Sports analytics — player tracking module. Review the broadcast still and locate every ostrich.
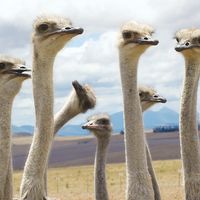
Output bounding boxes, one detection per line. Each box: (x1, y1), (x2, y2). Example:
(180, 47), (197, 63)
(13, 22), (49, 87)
(43, 80), (96, 193)
(54, 80), (96, 134)
(118, 21), (159, 200)
(20, 15), (83, 200)
(175, 28), (200, 199)
(0, 55), (30, 200)
(139, 86), (166, 200)
(80, 87), (165, 200)
(82, 113), (112, 200)
(139, 85), (166, 111)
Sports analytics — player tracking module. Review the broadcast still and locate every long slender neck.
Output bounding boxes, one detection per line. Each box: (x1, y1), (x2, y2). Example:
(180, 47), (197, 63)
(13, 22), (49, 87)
(142, 104), (161, 200)
(54, 91), (81, 134)
(119, 50), (154, 200)
(0, 97), (13, 200)
(20, 49), (55, 198)
(94, 136), (110, 200)
(120, 52), (147, 171)
(4, 159), (13, 200)
(43, 91), (82, 195)
(180, 56), (200, 199)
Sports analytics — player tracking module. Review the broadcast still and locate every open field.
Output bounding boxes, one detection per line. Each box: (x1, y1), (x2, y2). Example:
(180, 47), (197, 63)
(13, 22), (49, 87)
(12, 132), (181, 169)
(13, 160), (184, 200)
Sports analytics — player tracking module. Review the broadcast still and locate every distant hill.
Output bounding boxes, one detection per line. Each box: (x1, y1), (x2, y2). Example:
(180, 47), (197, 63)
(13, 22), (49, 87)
(110, 107), (179, 131)
(12, 124), (89, 136)
(12, 125), (34, 133)
(13, 107), (179, 136)
(143, 107), (179, 129)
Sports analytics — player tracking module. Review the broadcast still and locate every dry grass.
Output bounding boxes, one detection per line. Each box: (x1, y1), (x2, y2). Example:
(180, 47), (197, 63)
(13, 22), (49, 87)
(13, 159), (183, 200)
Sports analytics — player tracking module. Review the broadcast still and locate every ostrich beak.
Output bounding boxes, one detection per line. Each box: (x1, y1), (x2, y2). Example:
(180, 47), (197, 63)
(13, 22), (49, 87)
(6, 64), (31, 78)
(72, 80), (84, 94)
(150, 95), (167, 103)
(82, 120), (98, 130)
(72, 80), (96, 112)
(49, 27), (84, 36)
(137, 36), (159, 45)
(175, 42), (199, 52)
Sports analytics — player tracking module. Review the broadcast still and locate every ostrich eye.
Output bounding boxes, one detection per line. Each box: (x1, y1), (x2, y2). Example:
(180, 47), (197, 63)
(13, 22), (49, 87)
(0, 63), (6, 69)
(38, 23), (49, 32)
(123, 31), (132, 39)
(139, 92), (142, 96)
(98, 119), (109, 125)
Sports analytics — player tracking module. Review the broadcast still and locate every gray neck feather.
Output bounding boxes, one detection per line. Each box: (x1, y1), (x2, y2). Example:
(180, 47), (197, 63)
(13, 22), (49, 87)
(0, 98), (13, 200)
(54, 91), (80, 134)
(119, 52), (154, 200)
(180, 58), (200, 199)
(95, 137), (110, 200)
(20, 49), (55, 199)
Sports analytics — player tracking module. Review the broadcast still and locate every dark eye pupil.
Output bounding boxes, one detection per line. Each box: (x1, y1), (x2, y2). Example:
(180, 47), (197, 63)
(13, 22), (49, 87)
(38, 24), (49, 32)
(0, 63), (6, 69)
(123, 32), (132, 39)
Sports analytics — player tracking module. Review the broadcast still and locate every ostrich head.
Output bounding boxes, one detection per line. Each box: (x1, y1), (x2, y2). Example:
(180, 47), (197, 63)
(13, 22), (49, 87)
(82, 113), (112, 138)
(72, 80), (96, 112)
(118, 21), (159, 55)
(175, 28), (200, 57)
(139, 86), (167, 111)
(32, 15), (84, 55)
(0, 55), (30, 98)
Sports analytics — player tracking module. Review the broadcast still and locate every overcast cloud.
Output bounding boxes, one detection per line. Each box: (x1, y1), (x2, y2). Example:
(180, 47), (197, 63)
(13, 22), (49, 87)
(1, 0), (200, 125)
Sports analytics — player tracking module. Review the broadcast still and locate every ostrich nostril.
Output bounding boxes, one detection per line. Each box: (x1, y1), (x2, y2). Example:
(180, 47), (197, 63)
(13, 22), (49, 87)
(65, 27), (71, 30)
(185, 42), (190, 46)
(144, 37), (148, 40)
(20, 66), (26, 69)
(153, 95), (158, 98)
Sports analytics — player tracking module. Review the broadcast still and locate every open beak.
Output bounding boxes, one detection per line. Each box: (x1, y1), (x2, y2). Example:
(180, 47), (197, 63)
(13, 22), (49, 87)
(6, 64), (31, 78)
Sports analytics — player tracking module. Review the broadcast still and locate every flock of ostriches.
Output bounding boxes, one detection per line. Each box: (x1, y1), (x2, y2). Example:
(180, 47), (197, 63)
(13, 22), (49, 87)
(0, 14), (199, 200)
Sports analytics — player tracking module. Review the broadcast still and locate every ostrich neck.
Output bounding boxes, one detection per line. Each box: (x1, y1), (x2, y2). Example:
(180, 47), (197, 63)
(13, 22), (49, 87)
(119, 53), (147, 171)
(180, 58), (200, 177)
(54, 95), (80, 134)
(43, 92), (83, 195)
(94, 136), (110, 200)
(119, 51), (154, 200)
(0, 97), (13, 200)
(22, 49), (55, 181)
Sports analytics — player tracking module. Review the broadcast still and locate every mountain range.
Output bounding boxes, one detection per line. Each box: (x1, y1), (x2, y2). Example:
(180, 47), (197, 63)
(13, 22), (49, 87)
(12, 107), (179, 136)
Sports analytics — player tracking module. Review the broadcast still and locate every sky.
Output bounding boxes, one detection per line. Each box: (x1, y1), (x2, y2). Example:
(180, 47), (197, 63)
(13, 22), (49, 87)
(1, 0), (200, 126)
